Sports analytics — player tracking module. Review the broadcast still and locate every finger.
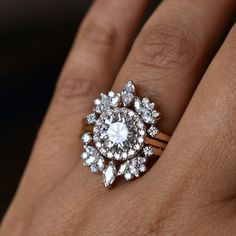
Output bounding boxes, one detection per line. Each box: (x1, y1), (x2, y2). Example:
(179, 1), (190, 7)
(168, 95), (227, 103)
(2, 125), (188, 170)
(112, 0), (236, 134)
(59, 0), (236, 205)
(2, 0), (149, 225)
(148, 23), (236, 203)
(28, 0), (148, 184)
(71, 0), (235, 194)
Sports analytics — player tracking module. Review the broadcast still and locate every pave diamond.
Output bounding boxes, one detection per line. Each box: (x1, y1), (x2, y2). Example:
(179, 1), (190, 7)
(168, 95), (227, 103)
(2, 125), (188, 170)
(93, 107), (146, 160)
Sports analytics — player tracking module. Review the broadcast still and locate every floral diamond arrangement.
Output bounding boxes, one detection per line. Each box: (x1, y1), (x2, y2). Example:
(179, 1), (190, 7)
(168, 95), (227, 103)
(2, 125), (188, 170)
(81, 81), (161, 188)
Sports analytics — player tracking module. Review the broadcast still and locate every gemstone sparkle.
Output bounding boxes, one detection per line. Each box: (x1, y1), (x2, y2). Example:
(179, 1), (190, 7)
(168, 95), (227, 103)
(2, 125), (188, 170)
(107, 122), (128, 144)
(93, 107), (146, 160)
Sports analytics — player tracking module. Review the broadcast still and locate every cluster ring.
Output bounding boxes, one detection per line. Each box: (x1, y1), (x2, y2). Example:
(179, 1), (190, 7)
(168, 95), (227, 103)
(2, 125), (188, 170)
(80, 80), (170, 188)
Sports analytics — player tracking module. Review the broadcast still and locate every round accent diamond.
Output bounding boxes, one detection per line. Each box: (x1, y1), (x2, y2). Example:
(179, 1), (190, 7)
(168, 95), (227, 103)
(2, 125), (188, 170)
(143, 146), (154, 157)
(147, 126), (159, 137)
(93, 108), (146, 160)
(81, 133), (92, 144)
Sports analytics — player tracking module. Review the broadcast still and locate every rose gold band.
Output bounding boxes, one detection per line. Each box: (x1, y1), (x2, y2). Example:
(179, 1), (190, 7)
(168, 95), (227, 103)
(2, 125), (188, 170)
(144, 132), (169, 156)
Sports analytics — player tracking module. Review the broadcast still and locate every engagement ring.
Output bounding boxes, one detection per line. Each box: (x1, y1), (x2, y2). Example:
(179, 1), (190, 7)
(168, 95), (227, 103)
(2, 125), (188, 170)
(81, 81), (170, 188)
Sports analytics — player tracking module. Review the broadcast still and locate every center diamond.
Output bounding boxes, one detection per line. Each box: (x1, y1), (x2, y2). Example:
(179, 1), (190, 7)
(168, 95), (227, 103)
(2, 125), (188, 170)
(107, 122), (128, 143)
(93, 108), (146, 160)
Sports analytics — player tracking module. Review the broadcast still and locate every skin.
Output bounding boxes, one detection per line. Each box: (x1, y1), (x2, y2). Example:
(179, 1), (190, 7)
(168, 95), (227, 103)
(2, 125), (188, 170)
(1, 0), (236, 235)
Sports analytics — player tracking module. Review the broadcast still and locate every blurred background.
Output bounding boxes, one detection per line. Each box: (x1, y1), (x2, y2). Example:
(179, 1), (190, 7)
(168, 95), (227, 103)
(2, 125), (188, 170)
(0, 0), (160, 220)
(0, 0), (94, 220)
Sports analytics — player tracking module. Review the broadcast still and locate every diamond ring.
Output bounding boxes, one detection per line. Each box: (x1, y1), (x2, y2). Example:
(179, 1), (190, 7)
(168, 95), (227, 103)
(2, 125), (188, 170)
(80, 81), (170, 188)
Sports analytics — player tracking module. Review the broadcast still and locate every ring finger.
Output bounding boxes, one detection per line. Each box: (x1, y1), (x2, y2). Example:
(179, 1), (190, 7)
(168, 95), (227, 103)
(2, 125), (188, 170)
(69, 0), (235, 197)
(1, 0), (149, 229)
(72, 0), (236, 193)
(112, 0), (235, 134)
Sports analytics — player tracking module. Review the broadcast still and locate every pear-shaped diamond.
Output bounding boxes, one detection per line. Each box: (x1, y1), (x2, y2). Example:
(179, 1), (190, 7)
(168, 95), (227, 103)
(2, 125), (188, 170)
(103, 162), (117, 188)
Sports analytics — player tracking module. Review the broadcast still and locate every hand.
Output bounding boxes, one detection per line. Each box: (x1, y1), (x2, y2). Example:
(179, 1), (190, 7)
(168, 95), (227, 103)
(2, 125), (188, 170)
(1, 1), (236, 235)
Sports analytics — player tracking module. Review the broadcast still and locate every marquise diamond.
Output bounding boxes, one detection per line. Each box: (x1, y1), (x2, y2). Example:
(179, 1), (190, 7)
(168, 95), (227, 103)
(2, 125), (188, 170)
(103, 162), (116, 188)
(121, 80), (135, 106)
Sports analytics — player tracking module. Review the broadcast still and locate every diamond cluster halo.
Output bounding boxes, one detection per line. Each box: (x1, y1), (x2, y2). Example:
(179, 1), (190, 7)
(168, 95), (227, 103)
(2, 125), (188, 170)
(81, 80), (170, 188)
(93, 107), (145, 161)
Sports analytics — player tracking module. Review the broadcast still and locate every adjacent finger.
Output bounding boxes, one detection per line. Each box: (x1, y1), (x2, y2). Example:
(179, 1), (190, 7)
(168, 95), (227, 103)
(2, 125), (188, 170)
(28, 0), (148, 186)
(149, 23), (236, 203)
(112, 0), (236, 134)
(1, 0), (149, 228)
(67, 0), (236, 204)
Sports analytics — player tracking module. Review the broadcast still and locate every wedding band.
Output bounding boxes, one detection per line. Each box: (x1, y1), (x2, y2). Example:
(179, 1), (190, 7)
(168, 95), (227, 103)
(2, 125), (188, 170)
(80, 81), (170, 188)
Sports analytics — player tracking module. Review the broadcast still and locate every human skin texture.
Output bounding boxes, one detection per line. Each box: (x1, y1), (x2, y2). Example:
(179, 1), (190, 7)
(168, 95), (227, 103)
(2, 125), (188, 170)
(1, 0), (236, 235)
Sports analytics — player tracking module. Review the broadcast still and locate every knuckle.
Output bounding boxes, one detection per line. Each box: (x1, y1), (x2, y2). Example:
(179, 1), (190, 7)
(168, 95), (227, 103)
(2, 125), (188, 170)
(52, 75), (100, 117)
(80, 20), (117, 49)
(133, 23), (196, 74)
(56, 76), (98, 102)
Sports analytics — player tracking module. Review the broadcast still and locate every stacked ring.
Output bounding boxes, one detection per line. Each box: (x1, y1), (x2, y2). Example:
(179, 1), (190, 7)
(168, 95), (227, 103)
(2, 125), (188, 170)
(80, 81), (170, 188)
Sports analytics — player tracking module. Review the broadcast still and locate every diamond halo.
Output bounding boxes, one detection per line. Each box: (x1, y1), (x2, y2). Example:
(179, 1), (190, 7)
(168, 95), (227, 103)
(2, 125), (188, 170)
(93, 107), (146, 161)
